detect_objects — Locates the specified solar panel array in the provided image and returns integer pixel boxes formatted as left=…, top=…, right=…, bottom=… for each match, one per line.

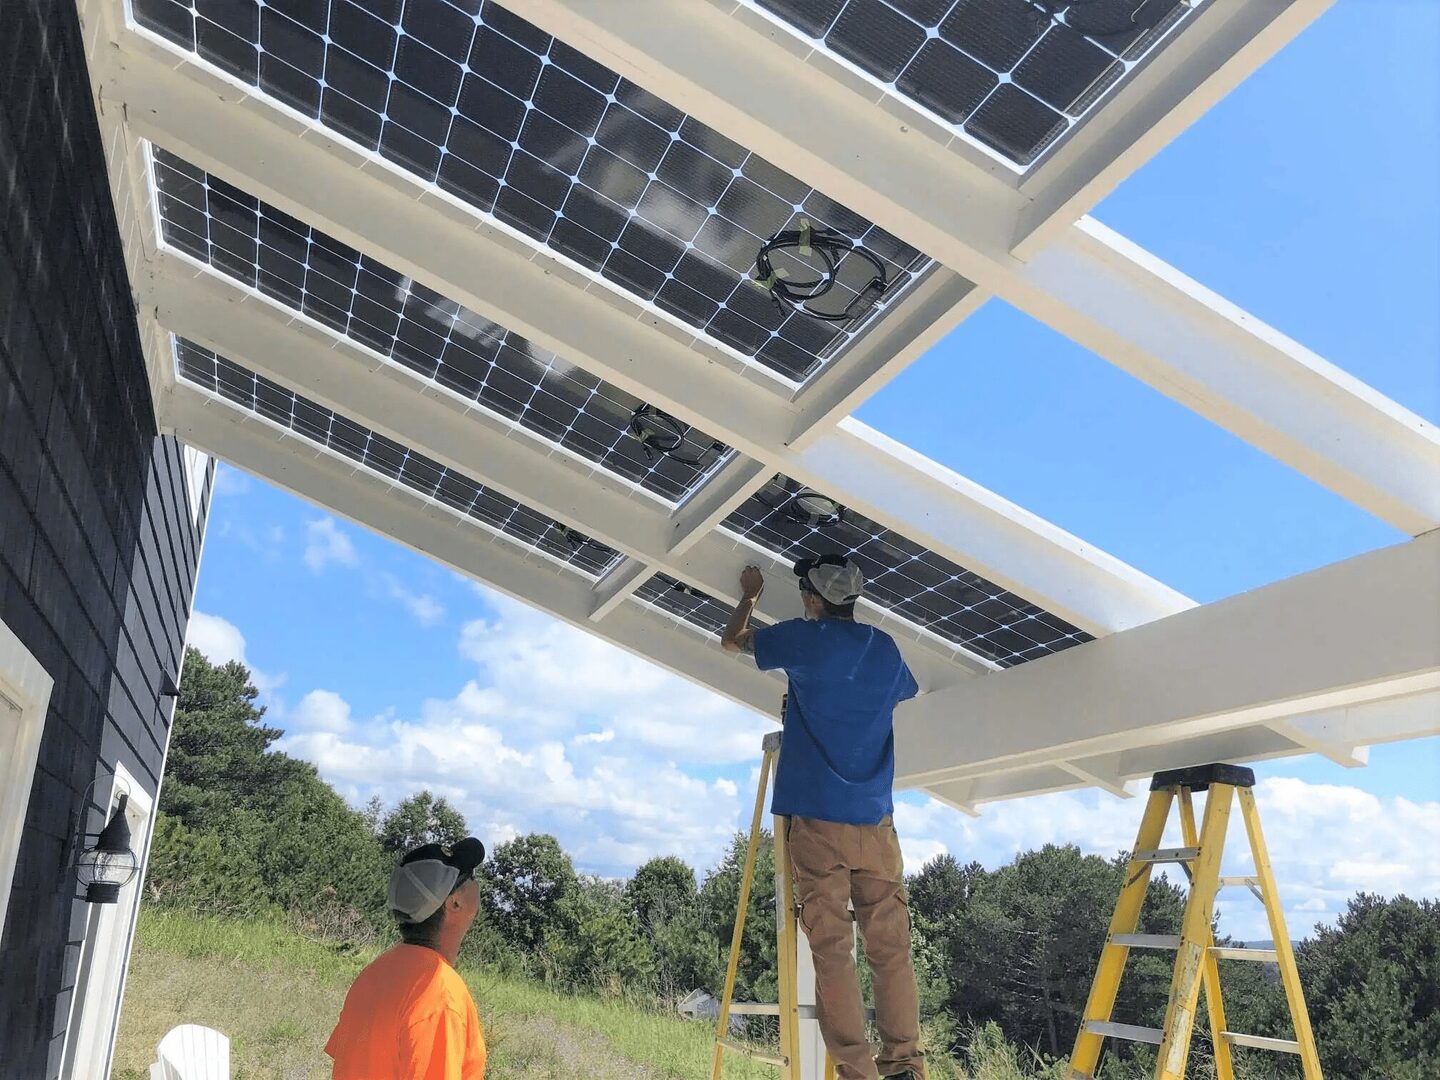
left=632, top=573, right=748, bottom=638
left=723, top=476, right=1093, bottom=665
left=150, top=149, right=733, bottom=504
left=753, top=0, right=1199, bottom=167
left=132, top=0, right=932, bottom=382
left=174, top=337, right=621, bottom=576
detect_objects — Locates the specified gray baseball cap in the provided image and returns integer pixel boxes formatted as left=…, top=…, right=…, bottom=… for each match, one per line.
left=793, top=553, right=864, bottom=606
left=387, top=837, right=486, bottom=923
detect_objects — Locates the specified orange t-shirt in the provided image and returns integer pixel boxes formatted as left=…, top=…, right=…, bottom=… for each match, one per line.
left=325, top=944, right=486, bottom=1079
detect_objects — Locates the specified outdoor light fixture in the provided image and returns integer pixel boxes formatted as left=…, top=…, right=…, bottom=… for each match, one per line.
left=75, top=794, right=139, bottom=905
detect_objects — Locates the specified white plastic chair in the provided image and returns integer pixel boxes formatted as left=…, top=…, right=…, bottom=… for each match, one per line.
left=150, top=1024, right=230, bottom=1080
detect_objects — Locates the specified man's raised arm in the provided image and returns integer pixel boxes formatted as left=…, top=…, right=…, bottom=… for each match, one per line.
left=720, top=565, right=765, bottom=654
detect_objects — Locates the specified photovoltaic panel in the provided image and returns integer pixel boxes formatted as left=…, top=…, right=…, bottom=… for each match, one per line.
left=174, top=337, right=621, bottom=576
left=131, top=0, right=933, bottom=383
left=723, top=476, right=1093, bottom=665
left=151, top=148, right=734, bottom=504
left=632, top=573, right=751, bottom=638
left=752, top=0, right=1202, bottom=168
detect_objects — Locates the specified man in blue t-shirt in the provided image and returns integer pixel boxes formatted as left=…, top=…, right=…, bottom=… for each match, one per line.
left=721, top=554, right=925, bottom=1080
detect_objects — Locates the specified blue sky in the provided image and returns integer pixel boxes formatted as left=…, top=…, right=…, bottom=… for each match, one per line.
left=187, top=0, right=1438, bottom=941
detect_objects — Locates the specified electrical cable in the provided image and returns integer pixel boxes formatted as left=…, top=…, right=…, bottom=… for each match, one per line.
left=755, top=480, right=846, bottom=530
left=1025, top=0, right=1174, bottom=41
left=626, top=405, right=727, bottom=469
left=751, top=220, right=888, bottom=325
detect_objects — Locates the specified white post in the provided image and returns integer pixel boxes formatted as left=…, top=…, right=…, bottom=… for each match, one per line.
left=794, top=924, right=827, bottom=1080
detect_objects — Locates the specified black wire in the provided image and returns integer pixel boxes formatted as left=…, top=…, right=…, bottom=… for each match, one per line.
left=755, top=480, right=846, bottom=530
left=752, top=221, right=889, bottom=325
left=626, top=405, right=726, bottom=468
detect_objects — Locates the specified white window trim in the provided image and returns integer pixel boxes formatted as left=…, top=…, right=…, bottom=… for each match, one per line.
left=59, top=760, right=155, bottom=1080
left=0, top=617, right=54, bottom=944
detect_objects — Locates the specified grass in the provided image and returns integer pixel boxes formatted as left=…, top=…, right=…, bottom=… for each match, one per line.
left=113, top=908, right=774, bottom=1079
left=114, top=909, right=1094, bottom=1078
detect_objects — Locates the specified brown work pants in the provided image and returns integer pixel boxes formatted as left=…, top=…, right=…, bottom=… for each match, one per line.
left=787, top=816, right=925, bottom=1080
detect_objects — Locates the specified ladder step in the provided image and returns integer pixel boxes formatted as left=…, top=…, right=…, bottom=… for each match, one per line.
left=1082, top=1020, right=1163, bottom=1045
left=1218, top=875, right=1260, bottom=888
left=725, top=1002, right=779, bottom=1016
left=1111, top=933, right=1181, bottom=949
left=716, top=1036, right=788, bottom=1067
left=1132, top=846, right=1200, bottom=863
left=1222, top=1031, right=1302, bottom=1054
left=1210, top=946, right=1279, bottom=962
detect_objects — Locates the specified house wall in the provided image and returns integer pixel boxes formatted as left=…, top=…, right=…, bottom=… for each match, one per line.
left=0, top=2, right=208, bottom=1076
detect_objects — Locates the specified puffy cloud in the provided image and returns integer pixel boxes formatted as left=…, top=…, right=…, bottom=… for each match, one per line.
left=185, top=610, right=285, bottom=700
left=290, top=689, right=354, bottom=734
left=304, top=517, right=358, bottom=573
left=457, top=591, right=771, bottom=764
left=186, top=611, right=248, bottom=666
left=278, top=683, right=748, bottom=876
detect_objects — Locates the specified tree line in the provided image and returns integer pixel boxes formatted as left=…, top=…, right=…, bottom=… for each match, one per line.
left=147, top=650, right=1438, bottom=1077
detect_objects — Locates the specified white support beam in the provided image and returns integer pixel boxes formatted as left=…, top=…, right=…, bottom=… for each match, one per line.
left=1055, top=761, right=1133, bottom=800
left=667, top=458, right=774, bottom=558
left=145, top=254, right=986, bottom=683
left=893, top=530, right=1440, bottom=789
left=1013, top=220, right=1440, bottom=536
left=512, top=0, right=1440, bottom=537
left=103, top=20, right=1192, bottom=637
left=159, top=384, right=786, bottom=719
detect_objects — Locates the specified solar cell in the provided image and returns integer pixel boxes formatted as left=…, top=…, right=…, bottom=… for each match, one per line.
left=174, top=337, right=622, bottom=576
left=752, top=0, right=1199, bottom=168
left=722, top=476, right=1093, bottom=665
left=132, top=0, right=932, bottom=382
left=151, top=148, right=734, bottom=504
left=632, top=573, right=749, bottom=638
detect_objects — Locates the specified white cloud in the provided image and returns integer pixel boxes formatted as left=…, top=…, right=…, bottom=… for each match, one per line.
left=304, top=517, right=358, bottom=573
left=892, top=778, right=1440, bottom=941
left=290, top=689, right=353, bottom=734
left=573, top=729, right=616, bottom=746
left=278, top=684, right=748, bottom=876
left=381, top=573, right=445, bottom=627
left=456, top=591, right=771, bottom=763
left=185, top=610, right=286, bottom=700
left=187, top=611, right=249, bottom=666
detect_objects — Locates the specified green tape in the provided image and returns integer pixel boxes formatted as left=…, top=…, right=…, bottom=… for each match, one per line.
left=798, top=218, right=812, bottom=257
left=750, top=266, right=791, bottom=291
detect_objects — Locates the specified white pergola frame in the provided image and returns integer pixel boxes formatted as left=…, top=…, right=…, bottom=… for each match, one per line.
left=76, top=0, right=1440, bottom=818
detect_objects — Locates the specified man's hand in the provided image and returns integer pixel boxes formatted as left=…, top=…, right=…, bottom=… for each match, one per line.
left=740, top=565, right=765, bottom=601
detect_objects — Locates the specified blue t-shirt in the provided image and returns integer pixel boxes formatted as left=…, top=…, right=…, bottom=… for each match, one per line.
left=752, top=618, right=918, bottom=825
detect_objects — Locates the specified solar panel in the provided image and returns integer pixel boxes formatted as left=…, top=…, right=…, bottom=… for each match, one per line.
left=151, top=148, right=735, bottom=504
left=132, top=0, right=933, bottom=383
left=632, top=573, right=749, bottom=638
left=751, top=0, right=1201, bottom=168
left=174, top=337, right=622, bottom=576
left=722, top=475, right=1093, bottom=665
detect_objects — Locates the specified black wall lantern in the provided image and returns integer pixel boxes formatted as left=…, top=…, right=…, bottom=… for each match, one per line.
left=75, top=793, right=139, bottom=905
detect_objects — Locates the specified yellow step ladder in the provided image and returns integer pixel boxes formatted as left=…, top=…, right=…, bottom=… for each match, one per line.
left=711, top=729, right=842, bottom=1080
left=1068, top=763, right=1323, bottom=1079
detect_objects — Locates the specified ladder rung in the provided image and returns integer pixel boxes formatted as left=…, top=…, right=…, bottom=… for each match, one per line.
left=716, top=1036, right=788, bottom=1067
left=725, top=1002, right=779, bottom=1016
left=1082, top=1020, right=1163, bottom=1045
left=1218, top=875, right=1260, bottom=888
left=1210, top=946, right=1279, bottom=962
left=1111, top=933, right=1180, bottom=949
left=1222, top=1031, right=1302, bottom=1054
left=1132, top=846, right=1200, bottom=863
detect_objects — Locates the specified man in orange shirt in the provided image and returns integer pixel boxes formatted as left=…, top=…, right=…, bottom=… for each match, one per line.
left=326, top=837, right=489, bottom=1078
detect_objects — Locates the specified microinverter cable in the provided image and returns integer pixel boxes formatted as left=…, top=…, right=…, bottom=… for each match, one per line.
left=751, top=219, right=888, bottom=325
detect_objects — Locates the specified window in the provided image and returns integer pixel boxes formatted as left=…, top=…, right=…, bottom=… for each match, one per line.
left=0, top=618, right=54, bottom=941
